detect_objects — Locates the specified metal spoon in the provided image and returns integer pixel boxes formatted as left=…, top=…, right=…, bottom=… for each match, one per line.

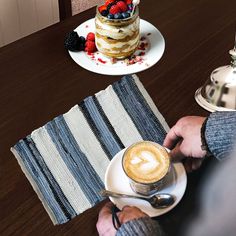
left=100, top=190, right=175, bottom=209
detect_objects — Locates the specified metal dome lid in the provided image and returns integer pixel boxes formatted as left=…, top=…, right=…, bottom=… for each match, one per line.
left=195, top=35, right=236, bottom=112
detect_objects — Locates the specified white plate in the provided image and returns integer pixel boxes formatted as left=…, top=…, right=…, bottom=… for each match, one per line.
left=68, top=18, right=165, bottom=75
left=105, top=148, right=187, bottom=217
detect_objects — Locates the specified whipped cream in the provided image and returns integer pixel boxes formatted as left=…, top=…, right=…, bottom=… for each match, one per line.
left=96, top=18, right=139, bottom=39
left=133, top=0, right=140, bottom=6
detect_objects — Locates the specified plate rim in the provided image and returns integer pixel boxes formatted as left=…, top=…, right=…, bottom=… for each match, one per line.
left=68, top=18, right=165, bottom=75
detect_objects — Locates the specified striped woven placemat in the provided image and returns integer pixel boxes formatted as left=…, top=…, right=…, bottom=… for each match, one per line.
left=11, top=74, right=169, bottom=224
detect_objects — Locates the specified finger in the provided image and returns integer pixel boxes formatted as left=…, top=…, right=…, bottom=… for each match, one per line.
left=192, top=159, right=203, bottom=170
left=121, top=205, right=135, bottom=212
left=121, top=205, right=148, bottom=216
left=98, top=201, right=115, bottom=218
left=183, top=159, right=193, bottom=173
left=169, top=142, right=186, bottom=162
left=163, top=126, right=182, bottom=150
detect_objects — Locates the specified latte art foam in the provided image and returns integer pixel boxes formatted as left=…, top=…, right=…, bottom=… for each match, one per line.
left=123, top=142, right=170, bottom=184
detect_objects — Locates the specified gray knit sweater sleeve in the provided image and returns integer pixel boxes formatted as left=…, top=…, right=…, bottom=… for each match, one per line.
left=116, top=217, right=164, bottom=236
left=205, top=111, right=236, bottom=160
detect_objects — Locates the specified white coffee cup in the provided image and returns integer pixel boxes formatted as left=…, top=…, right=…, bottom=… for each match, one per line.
left=122, top=141, right=171, bottom=196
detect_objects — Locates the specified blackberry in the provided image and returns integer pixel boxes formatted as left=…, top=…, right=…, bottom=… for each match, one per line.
left=64, top=31, right=80, bottom=51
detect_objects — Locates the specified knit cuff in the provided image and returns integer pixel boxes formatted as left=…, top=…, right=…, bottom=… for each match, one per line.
left=205, top=111, right=236, bottom=160
left=200, top=117, right=213, bottom=157
left=116, top=217, right=164, bottom=236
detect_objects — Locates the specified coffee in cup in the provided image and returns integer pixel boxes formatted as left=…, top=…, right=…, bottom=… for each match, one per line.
left=122, top=141, right=170, bottom=195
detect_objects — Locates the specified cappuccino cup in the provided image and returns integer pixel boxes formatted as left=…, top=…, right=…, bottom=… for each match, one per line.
left=122, top=141, right=170, bottom=196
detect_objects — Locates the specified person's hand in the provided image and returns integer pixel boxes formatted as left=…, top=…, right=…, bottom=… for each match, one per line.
left=96, top=201, right=148, bottom=236
left=163, top=116, right=207, bottom=172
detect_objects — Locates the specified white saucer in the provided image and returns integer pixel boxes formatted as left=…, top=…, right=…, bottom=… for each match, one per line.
left=105, top=148, right=187, bottom=217
left=68, top=18, right=165, bottom=75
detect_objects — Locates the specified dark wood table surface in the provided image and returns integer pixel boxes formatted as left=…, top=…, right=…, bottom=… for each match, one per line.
left=0, top=0, right=235, bottom=235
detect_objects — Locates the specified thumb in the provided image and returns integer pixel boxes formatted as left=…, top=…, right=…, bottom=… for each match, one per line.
left=98, top=201, right=115, bottom=218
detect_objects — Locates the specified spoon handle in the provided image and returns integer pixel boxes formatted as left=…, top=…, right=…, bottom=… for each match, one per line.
left=100, top=189, right=147, bottom=200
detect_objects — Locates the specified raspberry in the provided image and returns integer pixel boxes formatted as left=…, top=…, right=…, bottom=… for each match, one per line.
left=98, top=5, right=107, bottom=13
left=116, top=1, right=128, bottom=12
left=105, top=0, right=115, bottom=6
left=86, top=32, right=95, bottom=41
left=85, top=41, right=97, bottom=53
left=109, top=5, right=121, bottom=15
left=126, top=0, right=132, bottom=4
left=107, top=2, right=116, bottom=11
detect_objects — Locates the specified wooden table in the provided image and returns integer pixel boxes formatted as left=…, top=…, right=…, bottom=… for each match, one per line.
left=0, top=0, right=235, bottom=235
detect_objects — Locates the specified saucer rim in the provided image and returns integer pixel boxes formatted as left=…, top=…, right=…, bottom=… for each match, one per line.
left=105, top=148, right=187, bottom=217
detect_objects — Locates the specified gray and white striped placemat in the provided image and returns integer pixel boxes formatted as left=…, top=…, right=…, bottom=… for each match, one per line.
left=11, top=74, right=169, bottom=225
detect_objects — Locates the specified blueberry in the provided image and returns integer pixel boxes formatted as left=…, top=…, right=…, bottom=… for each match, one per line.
left=122, top=12, right=130, bottom=18
left=79, top=36, right=86, bottom=45
left=101, top=10, right=109, bottom=16
left=78, top=43, right=85, bottom=51
left=78, top=36, right=85, bottom=51
left=114, top=13, right=123, bottom=19
left=127, top=10, right=132, bottom=14
left=107, top=13, right=114, bottom=19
